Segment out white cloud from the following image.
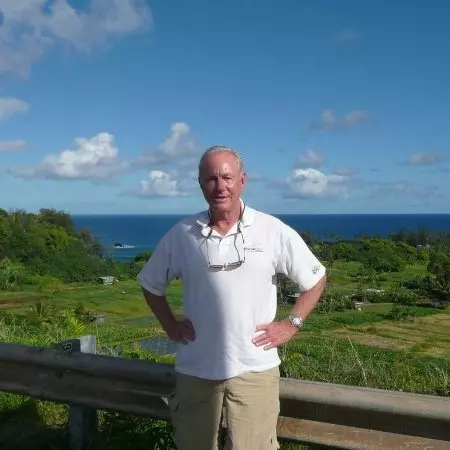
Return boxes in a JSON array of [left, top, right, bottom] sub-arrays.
[[134, 122, 198, 169], [295, 149, 324, 168], [8, 121, 200, 188], [284, 168, 349, 199], [127, 170, 189, 198], [9, 132, 126, 180], [0, 0, 152, 77], [158, 122, 196, 157], [131, 122, 200, 171], [0, 97, 30, 120], [336, 29, 360, 44], [309, 109, 369, 131], [0, 140, 27, 153], [124, 122, 201, 198], [333, 166, 357, 176], [408, 152, 438, 166]]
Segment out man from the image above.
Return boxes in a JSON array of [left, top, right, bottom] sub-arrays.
[[137, 146, 326, 450]]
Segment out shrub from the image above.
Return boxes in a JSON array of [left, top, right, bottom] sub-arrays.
[[425, 251, 450, 305], [33, 274, 65, 295], [352, 288, 389, 304], [359, 239, 408, 273], [390, 287, 423, 306], [330, 242, 360, 261], [400, 277, 426, 290], [387, 304, 410, 321], [134, 251, 153, 263], [73, 302, 96, 324], [363, 253, 406, 273], [316, 291, 355, 313], [0, 259, 24, 290]]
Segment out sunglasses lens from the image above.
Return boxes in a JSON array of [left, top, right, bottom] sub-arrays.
[[206, 226, 245, 269]]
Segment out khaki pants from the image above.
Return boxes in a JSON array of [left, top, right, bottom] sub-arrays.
[[168, 366, 280, 450]]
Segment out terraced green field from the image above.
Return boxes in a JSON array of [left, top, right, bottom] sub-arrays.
[[329, 309, 450, 359], [0, 263, 448, 450]]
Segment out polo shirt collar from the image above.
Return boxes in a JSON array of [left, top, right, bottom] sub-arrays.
[[196, 199, 254, 236]]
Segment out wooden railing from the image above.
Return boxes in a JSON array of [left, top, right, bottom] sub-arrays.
[[0, 336, 449, 449]]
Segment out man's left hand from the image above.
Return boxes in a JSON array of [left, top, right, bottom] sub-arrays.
[[252, 320, 298, 350]]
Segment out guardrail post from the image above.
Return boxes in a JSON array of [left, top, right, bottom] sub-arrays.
[[57, 335, 97, 450]]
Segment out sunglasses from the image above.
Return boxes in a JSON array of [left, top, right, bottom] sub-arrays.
[[205, 224, 246, 270]]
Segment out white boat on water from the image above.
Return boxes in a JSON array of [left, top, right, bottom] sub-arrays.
[[112, 242, 135, 249]]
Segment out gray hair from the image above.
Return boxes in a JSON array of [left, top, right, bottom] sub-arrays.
[[198, 145, 245, 178]]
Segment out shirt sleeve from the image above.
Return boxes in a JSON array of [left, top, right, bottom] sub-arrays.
[[136, 227, 180, 296], [276, 223, 326, 291]]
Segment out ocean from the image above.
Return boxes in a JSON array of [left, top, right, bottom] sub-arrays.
[[72, 213, 450, 262]]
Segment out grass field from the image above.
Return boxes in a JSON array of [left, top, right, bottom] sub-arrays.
[[328, 308, 450, 359], [328, 260, 428, 291], [0, 260, 449, 449], [0, 278, 183, 319], [0, 260, 429, 314], [1, 262, 449, 363]]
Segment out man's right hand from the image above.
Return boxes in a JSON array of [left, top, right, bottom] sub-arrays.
[[165, 318, 196, 344]]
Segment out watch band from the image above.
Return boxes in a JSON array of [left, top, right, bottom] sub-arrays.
[[288, 314, 304, 329]]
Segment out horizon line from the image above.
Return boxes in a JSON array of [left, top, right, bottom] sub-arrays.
[[70, 212, 450, 216]]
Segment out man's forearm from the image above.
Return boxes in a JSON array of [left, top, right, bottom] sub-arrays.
[[290, 275, 327, 321], [142, 289, 178, 333]]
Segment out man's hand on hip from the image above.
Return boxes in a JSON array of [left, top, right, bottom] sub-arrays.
[[165, 318, 196, 344], [252, 320, 298, 350]]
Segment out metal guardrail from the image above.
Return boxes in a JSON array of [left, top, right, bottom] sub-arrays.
[[0, 339, 449, 449]]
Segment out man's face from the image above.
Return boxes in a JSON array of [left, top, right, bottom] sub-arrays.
[[199, 152, 246, 213]]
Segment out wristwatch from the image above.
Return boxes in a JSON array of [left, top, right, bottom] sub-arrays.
[[288, 314, 304, 329]]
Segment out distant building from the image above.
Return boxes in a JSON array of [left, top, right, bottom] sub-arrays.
[[97, 276, 118, 285], [93, 313, 106, 324], [364, 288, 384, 294]]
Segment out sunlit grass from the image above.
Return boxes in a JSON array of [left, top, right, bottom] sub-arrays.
[[280, 335, 449, 396], [0, 265, 448, 449], [327, 261, 429, 291], [0, 279, 184, 319]]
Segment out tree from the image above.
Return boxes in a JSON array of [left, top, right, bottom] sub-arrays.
[[38, 208, 76, 236], [79, 228, 103, 257], [134, 251, 153, 263], [360, 239, 407, 273], [299, 231, 315, 246], [331, 242, 359, 261], [0, 208, 125, 283], [276, 273, 291, 303], [425, 251, 450, 305]]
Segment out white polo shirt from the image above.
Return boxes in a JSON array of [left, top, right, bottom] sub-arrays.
[[137, 203, 326, 380]]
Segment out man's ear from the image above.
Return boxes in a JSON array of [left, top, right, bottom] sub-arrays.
[[241, 171, 247, 187]]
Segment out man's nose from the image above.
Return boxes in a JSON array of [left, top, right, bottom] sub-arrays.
[[216, 178, 226, 190]]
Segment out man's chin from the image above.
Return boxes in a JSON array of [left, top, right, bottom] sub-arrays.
[[210, 199, 231, 210]]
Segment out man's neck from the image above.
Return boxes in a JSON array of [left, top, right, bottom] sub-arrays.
[[209, 202, 243, 234]]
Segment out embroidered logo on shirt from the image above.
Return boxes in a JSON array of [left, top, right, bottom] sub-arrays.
[[312, 265, 320, 274], [244, 246, 264, 252]]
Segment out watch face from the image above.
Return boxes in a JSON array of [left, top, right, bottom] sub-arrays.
[[290, 315, 303, 327]]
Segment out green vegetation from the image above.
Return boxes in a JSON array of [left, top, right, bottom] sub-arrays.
[[0, 208, 144, 286], [280, 333, 449, 397], [0, 209, 449, 449]]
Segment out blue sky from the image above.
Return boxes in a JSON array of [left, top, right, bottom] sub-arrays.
[[1, 0, 449, 215]]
